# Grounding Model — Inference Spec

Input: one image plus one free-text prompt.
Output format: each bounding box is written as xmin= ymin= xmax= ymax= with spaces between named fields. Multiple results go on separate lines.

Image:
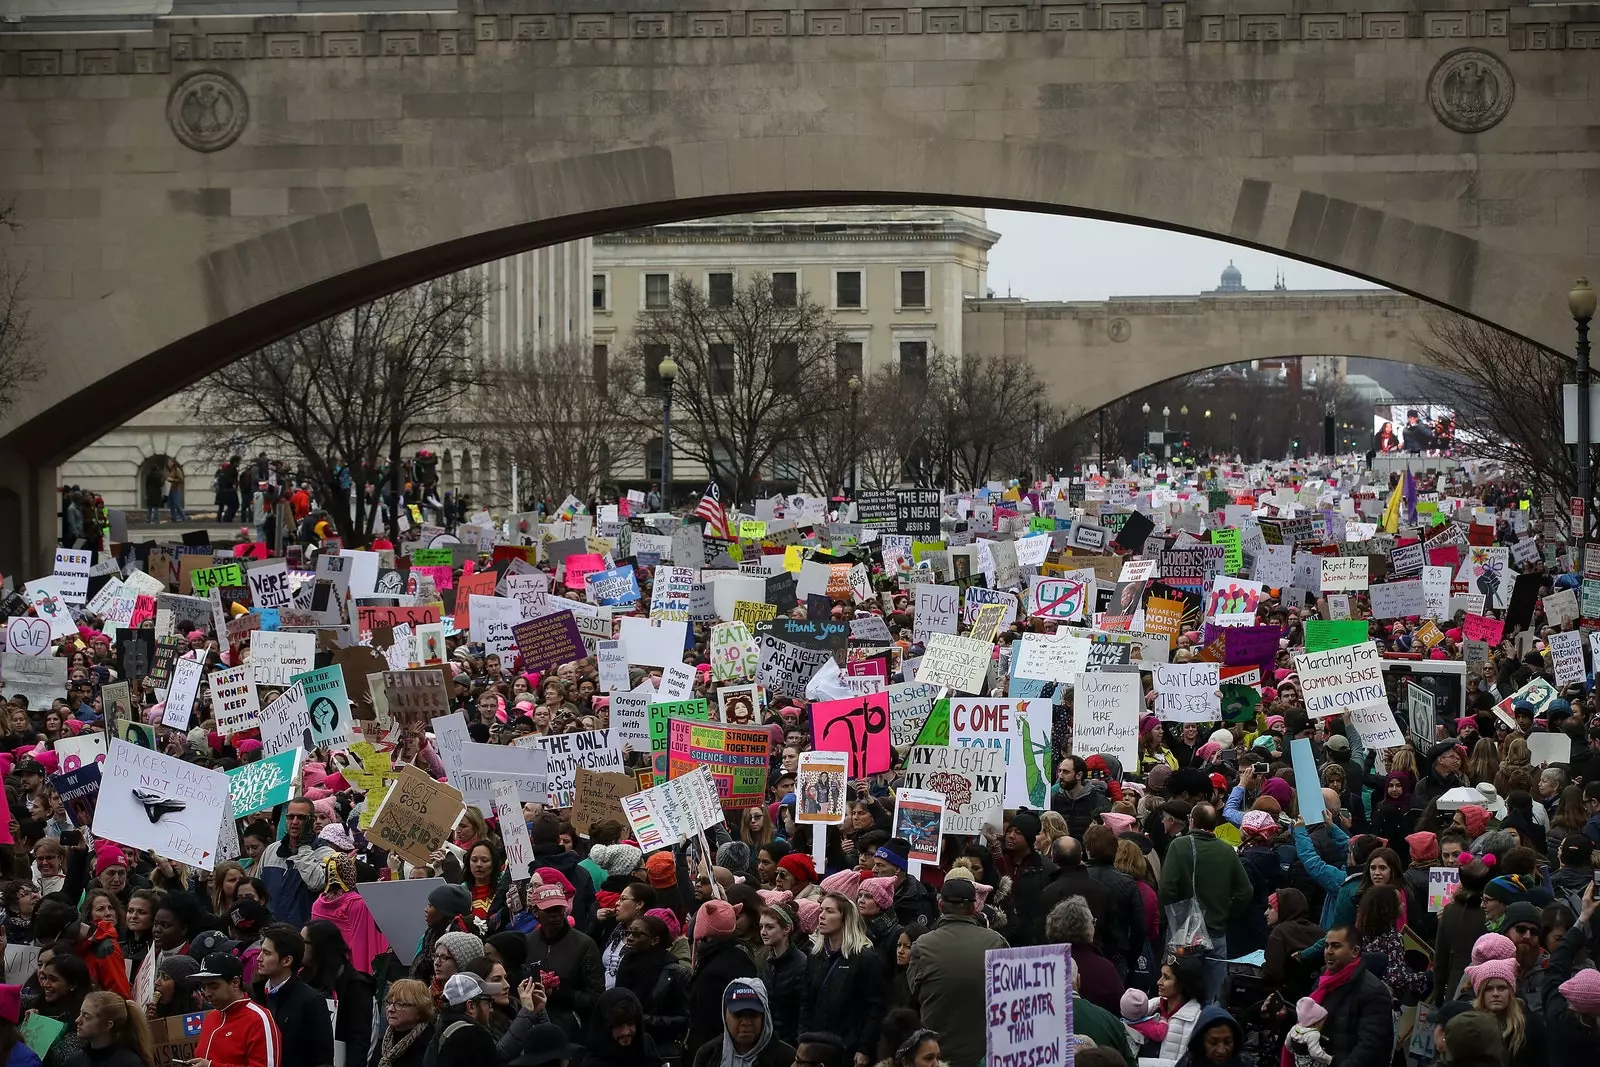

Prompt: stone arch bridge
xmin=0 ymin=0 xmax=1595 ymax=570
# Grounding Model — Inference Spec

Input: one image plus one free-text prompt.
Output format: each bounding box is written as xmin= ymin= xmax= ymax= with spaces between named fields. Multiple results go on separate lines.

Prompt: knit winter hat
xmin=1260 ymin=778 xmax=1293 ymax=808
xmin=820 ymin=869 xmax=862 ymax=898
xmin=1009 ymin=809 xmax=1043 ymax=842
xmin=1405 ymin=831 xmax=1440 ymax=864
xmin=1458 ymin=805 xmax=1492 ymax=839
xmin=1557 ymin=968 xmax=1600 ymax=1013
xmin=1470 ymin=957 xmax=1518 ymax=992
xmin=428 ymin=883 xmax=473 ymax=918
xmin=1100 ymin=812 xmax=1137 ymax=835
xmin=435 ymin=931 xmax=485 ymax=969
xmin=1295 ymin=997 xmax=1329 ymax=1027
xmin=715 ymin=841 xmax=751 ymax=875
xmin=93 ymin=844 xmax=128 ymax=877
xmin=1483 ymin=875 xmax=1531 ymax=904
xmin=793 ymin=898 xmax=822 ymax=934
xmin=777 ymin=853 xmax=818 ymax=884
xmin=859 ymin=876 xmax=896 ymax=912
xmin=590 ymin=843 xmax=645 ymax=879
xmin=694 ymin=899 xmax=739 ymax=941
xmin=646 ymin=908 xmax=682 ymax=943
xmin=644 ymin=851 xmax=678 ymax=889
xmin=1240 ymin=810 xmax=1277 ymax=844
xmin=1469 ymin=933 xmax=1517 ymax=966
xmin=1119 ymin=990 xmax=1150 ymax=1021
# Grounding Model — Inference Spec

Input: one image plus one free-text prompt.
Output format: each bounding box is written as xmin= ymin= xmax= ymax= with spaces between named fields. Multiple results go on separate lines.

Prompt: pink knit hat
xmin=1100 ymin=812 xmax=1137 ymax=835
xmin=1295 ymin=997 xmax=1329 ymax=1027
xmin=646 ymin=908 xmax=682 ymax=943
xmin=858 ymin=877 xmax=896 ymax=912
xmin=0 ymin=985 xmax=21 ymax=1025
xmin=1469 ymin=932 xmax=1517 ymax=965
xmin=1470 ymin=957 xmax=1518 ymax=992
xmin=694 ymin=899 xmax=739 ymax=941
xmin=793 ymin=898 xmax=822 ymax=933
xmin=820 ymin=869 xmax=861 ymax=898
xmin=757 ymin=890 xmax=794 ymax=908
xmin=1557 ymin=968 xmax=1600 ymax=1013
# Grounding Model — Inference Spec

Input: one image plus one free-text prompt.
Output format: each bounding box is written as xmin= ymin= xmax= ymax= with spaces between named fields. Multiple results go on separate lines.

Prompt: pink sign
xmin=1461 ymin=612 xmax=1504 ymax=645
xmin=411 ymin=564 xmax=454 ymax=590
xmin=564 ymin=553 xmax=607 ymax=588
xmin=129 ymin=595 xmax=157 ymax=628
xmin=810 ymin=692 xmax=892 ymax=779
xmin=1426 ymin=546 xmax=1461 ymax=570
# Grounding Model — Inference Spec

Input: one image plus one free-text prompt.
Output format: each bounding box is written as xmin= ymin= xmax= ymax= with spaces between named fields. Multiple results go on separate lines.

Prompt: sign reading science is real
xmin=1293 ymin=639 xmax=1385 ymax=718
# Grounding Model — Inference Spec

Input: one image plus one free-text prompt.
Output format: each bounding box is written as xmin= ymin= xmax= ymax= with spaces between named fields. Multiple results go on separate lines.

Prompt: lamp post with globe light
xmin=659 ymin=356 xmax=678 ymax=507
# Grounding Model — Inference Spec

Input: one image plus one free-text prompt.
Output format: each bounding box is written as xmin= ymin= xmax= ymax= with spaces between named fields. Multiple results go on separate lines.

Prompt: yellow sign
xmin=784 ymin=546 xmax=804 ymax=573
xmin=733 ymin=600 xmax=778 ymax=627
xmin=738 ymin=520 xmax=768 ymax=540
xmin=911 ymin=540 xmax=947 ymax=561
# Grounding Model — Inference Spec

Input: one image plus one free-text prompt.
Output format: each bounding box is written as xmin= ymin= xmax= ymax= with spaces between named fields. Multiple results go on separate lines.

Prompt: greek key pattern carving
xmin=0 ymin=2 xmax=1567 ymax=75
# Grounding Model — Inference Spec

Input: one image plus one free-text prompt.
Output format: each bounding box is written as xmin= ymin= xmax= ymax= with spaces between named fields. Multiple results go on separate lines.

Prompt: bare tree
xmin=787 ymin=375 xmax=867 ymax=496
xmin=0 ymin=206 xmax=42 ymax=421
xmin=189 ymin=275 xmax=488 ymax=545
xmin=858 ymin=362 xmax=940 ymax=488
xmin=1414 ymin=313 xmax=1579 ymax=525
xmin=488 ymin=339 xmax=642 ymax=507
xmin=613 ymin=273 xmax=844 ymax=504
xmin=932 ymin=352 xmax=1061 ymax=489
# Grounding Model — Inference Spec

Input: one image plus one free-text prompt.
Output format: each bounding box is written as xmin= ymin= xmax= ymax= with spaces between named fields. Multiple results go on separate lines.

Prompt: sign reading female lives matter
xmin=985 ymin=943 xmax=1072 ymax=1067
xmin=92 ymin=740 xmax=229 ymax=871
xmin=1293 ymin=640 xmax=1385 ymax=717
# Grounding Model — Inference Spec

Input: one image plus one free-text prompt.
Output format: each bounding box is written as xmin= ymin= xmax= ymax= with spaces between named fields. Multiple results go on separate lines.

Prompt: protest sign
xmin=895 ymin=488 xmax=941 ymax=536
xmin=810 ymin=693 xmax=892 ymax=778
xmin=208 ymin=664 xmax=260 ymax=736
xmin=382 ymin=669 xmax=450 ymax=727
xmin=1528 ymin=731 xmax=1572 ymax=766
xmin=155 ymin=652 xmax=200 ymax=722
xmin=795 ymin=750 xmax=849 ymax=825
xmin=889 ymin=682 xmax=939 ymax=746
xmin=491 ymin=778 xmax=535 ymax=881
xmin=710 ymin=621 xmax=759 ymax=682
xmin=1152 ymin=662 xmax=1220 ymax=723
xmin=914 ymin=633 xmax=993 ymax=694
xmin=4 ymin=617 xmax=51 ymax=657
xmin=1303 ymin=619 xmax=1369 ymax=652
xmin=609 ymin=687 xmax=652 ymax=748
xmin=668 ymin=719 xmax=769 ymax=808
xmin=93 ymin=741 xmax=229 ymax=870
xmin=913 ymin=584 xmax=961 ymax=641
xmin=1368 ymin=580 xmax=1426 ymax=620
xmin=1428 ymin=867 xmax=1460 ymax=913
xmin=1320 ymin=556 xmax=1369 ymax=592
xmin=648 ymin=698 xmax=709 ymax=753
xmin=985 ymin=944 xmax=1071 ymax=1067
xmin=571 ymin=767 xmax=640 ymax=836
xmin=1291 ymin=737 xmax=1326 ymax=825
xmin=247 ymin=560 xmax=293 ymax=609
xmin=249 ymin=630 xmax=314 ymax=687
xmin=890 ymin=787 xmax=945 ymax=868
xmin=1072 ymin=670 xmax=1140 ymax=772
xmin=1026 ymin=573 xmax=1089 ymax=622
xmin=258 ymin=681 xmax=312 ymax=757
xmin=1461 ymin=612 xmax=1504 ymax=645
xmin=756 ymin=620 xmax=845 ymax=699
xmin=52 ymin=548 xmax=91 ymax=605
xmin=1204 ymin=578 xmax=1262 ymax=627
xmin=513 ymin=612 xmax=588 ymax=674
xmin=1550 ymin=629 xmax=1586 ymax=687
xmin=292 ymin=664 xmax=352 ymax=748
xmin=53 ymin=732 xmax=105 ymax=774
xmin=456 ymin=741 xmax=550 ymax=808
xmin=587 ymin=565 xmax=641 ymax=607
xmin=1545 ymin=587 xmax=1580 ymax=627
xmin=356 ymin=878 xmax=442 ymax=966
xmin=149 ymin=1011 xmax=214 ymax=1067
xmin=617 ymin=616 xmax=690 ymax=668
xmin=534 ymin=728 xmax=625 ymax=807
xmin=1 ymin=651 xmax=67 ymax=708
xmin=901 ymin=745 xmax=1004 ymax=835
xmin=1012 ymin=632 xmax=1091 ymax=684
xmin=227 ymin=748 xmax=302 ymax=818
xmin=715 ymin=683 xmax=762 ymax=725
xmin=1349 ymin=700 xmax=1405 ymax=751
xmin=367 ymin=764 xmax=466 ymax=866
xmin=52 ymin=764 xmax=100 ymax=828
xmin=1294 ymin=641 xmax=1385 ymax=718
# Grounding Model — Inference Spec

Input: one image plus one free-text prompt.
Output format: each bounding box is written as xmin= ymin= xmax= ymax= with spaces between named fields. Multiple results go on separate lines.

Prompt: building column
xmin=0 ymin=449 xmax=60 ymax=579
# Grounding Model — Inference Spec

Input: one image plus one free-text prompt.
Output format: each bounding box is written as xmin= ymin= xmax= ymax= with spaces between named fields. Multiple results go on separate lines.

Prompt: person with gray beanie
xmin=413 ymin=884 xmax=475 ymax=983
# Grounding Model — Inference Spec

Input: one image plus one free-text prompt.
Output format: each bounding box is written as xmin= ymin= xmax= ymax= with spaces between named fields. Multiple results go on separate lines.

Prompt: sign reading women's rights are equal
xmin=1292 ymin=640 xmax=1385 ymax=718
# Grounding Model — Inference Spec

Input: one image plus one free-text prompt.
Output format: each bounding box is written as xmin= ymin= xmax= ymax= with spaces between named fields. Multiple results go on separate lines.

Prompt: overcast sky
xmin=984 ymin=210 xmax=1385 ymax=301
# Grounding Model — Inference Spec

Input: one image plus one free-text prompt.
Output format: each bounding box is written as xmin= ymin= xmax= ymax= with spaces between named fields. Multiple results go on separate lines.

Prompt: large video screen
xmin=1372 ymin=405 xmax=1455 ymax=455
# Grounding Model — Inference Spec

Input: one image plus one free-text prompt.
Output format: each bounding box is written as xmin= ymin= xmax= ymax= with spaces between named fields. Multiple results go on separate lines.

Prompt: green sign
xmin=191 ymin=562 xmax=243 ymax=594
xmin=1212 ymin=528 xmax=1242 ymax=576
xmin=1303 ymin=619 xmax=1370 ymax=652
xmin=647 ymin=698 xmax=708 ymax=753
xmin=412 ymin=548 xmax=454 ymax=567
xmin=1029 ymin=516 xmax=1056 ymax=535
xmin=913 ymin=699 xmax=949 ymax=747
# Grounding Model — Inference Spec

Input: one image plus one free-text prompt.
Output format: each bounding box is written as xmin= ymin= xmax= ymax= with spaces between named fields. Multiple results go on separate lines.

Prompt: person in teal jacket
xmin=1291 ymin=821 xmax=1386 ymax=962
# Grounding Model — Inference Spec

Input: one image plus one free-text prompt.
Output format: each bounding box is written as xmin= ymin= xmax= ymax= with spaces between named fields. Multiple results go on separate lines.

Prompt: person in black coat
xmin=303 ymin=919 xmax=376 ymax=1067
xmin=1314 ymin=925 xmax=1396 ymax=1067
xmin=252 ymin=924 xmax=335 ymax=1067
xmin=580 ymin=988 xmax=665 ymax=1067
xmin=614 ymin=915 xmax=692 ymax=1062
xmin=685 ymin=901 xmax=758 ymax=1055
xmin=689 ymin=978 xmax=794 ymax=1067
xmin=1034 ymin=838 xmax=1109 ymax=945
xmin=797 ymin=893 xmax=887 ymax=1066
xmin=757 ymin=903 xmax=809 ymax=1047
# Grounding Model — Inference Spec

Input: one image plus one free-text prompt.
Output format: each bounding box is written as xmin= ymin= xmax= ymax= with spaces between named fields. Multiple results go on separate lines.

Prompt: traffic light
xmin=1291 ymin=437 xmax=1303 ymax=459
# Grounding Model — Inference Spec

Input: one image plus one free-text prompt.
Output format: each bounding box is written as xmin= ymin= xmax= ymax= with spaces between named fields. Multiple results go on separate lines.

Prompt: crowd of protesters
xmin=4 ymin=459 xmax=1600 ymax=1067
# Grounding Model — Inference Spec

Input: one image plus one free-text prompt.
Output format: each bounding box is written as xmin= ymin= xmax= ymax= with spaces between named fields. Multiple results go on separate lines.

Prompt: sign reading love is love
xmin=4 ymin=617 xmax=52 ymax=657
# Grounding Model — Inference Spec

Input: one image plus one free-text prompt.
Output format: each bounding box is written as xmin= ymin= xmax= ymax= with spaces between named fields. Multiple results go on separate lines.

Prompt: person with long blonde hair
xmin=740 ymin=806 xmax=775 ymax=852
xmin=1467 ymin=738 xmax=1501 ymax=789
xmin=74 ymin=990 xmax=156 ymax=1067
xmin=208 ymin=861 xmax=246 ymax=919
xmin=1472 ymin=960 xmax=1546 ymax=1067
xmin=802 ymin=892 xmax=886 ymax=1066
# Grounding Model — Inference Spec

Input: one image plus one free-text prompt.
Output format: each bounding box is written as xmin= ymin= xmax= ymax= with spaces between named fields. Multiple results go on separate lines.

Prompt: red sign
xmin=1572 ymin=497 xmax=1586 ymax=539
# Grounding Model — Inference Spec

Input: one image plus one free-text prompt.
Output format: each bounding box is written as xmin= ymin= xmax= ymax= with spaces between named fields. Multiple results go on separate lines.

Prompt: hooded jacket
xmin=1440 ymin=1010 xmax=1509 ymax=1067
xmin=310 ymin=888 xmax=390 ymax=974
xmin=532 ymin=844 xmax=598 ymax=932
xmin=799 ymin=938 xmax=888 ymax=1059
xmin=582 ymin=988 xmax=666 ymax=1067
xmin=759 ymin=941 xmax=809 ymax=1047
xmin=686 ymin=937 xmax=757 ymax=1055
xmin=1174 ymin=1006 xmax=1247 ymax=1067
xmin=1262 ymin=889 xmax=1321 ymax=999
xmin=258 ymin=835 xmax=335 ymax=929
xmin=690 ymin=978 xmax=794 ymax=1067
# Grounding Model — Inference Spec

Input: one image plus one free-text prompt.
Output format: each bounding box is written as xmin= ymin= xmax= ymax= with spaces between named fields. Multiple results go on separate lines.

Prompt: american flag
xmin=692 ymin=482 xmax=733 ymax=539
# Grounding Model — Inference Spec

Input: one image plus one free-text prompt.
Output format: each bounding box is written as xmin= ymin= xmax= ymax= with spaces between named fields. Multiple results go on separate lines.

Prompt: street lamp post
xmin=1162 ymin=406 xmax=1171 ymax=460
xmin=847 ymin=374 xmax=861 ymax=498
xmin=659 ymin=356 xmax=678 ymax=508
xmin=1573 ymin=278 xmax=1596 ymax=556
xmin=1230 ymin=411 xmax=1238 ymax=457
xmin=1141 ymin=402 xmax=1151 ymax=470
xmin=1204 ymin=409 xmax=1212 ymax=458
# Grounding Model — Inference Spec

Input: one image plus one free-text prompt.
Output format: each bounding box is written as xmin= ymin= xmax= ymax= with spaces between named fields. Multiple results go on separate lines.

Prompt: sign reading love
xmin=5 ymin=617 xmax=52 ymax=657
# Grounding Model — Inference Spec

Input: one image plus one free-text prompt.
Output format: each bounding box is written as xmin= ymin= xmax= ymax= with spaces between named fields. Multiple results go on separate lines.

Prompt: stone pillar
xmin=0 ymin=451 xmax=59 ymax=580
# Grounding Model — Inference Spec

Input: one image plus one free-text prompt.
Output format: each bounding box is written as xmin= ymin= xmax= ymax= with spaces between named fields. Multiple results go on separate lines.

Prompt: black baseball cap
xmin=940 ymin=878 xmax=976 ymax=904
xmin=192 ymin=952 xmax=242 ymax=982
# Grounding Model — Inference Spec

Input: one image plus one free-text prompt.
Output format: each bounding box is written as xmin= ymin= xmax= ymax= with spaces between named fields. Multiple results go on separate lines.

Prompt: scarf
xmin=1281 ymin=961 xmax=1360 ymax=1067
xmin=378 ymin=1022 xmax=428 ymax=1067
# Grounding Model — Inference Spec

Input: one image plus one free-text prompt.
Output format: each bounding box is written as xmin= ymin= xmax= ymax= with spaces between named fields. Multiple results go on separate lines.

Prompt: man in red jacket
xmin=191 ymin=952 xmax=282 ymax=1067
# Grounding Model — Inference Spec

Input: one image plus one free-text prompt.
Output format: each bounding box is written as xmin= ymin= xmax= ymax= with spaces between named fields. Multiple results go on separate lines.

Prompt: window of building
xmin=645 ymin=437 xmax=664 ymax=482
xmin=710 ymin=342 xmax=735 ymax=395
xmin=899 ymin=269 xmax=928 ymax=309
xmin=836 ymin=341 xmax=863 ymax=383
xmin=644 ymin=272 xmax=672 ymax=310
xmin=899 ymin=341 xmax=928 ymax=381
xmin=772 ymin=342 xmax=800 ymax=392
xmin=707 ymin=271 xmax=734 ymax=308
xmin=592 ymin=273 xmax=609 ymax=312
xmin=643 ymin=343 xmax=669 ymax=396
xmin=592 ymin=344 xmax=608 ymax=396
xmin=834 ymin=270 xmax=863 ymax=310
xmin=772 ymin=271 xmax=799 ymax=308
